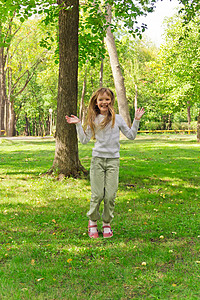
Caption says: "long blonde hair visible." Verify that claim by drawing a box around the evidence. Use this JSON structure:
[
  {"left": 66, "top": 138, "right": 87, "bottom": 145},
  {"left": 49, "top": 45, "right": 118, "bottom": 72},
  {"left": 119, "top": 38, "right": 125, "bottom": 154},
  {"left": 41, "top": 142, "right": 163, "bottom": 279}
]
[{"left": 85, "top": 87, "right": 115, "bottom": 137}]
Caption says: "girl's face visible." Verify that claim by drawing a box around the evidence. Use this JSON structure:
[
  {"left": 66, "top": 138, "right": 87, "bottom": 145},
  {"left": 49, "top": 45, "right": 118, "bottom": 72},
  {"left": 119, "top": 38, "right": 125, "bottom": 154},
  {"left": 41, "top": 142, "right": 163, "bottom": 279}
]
[{"left": 96, "top": 92, "right": 112, "bottom": 115}]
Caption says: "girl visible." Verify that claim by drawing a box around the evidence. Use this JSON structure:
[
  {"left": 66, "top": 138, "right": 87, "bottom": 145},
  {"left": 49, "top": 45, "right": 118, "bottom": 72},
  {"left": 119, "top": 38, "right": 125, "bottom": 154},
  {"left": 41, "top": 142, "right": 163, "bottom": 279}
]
[{"left": 65, "top": 87, "right": 145, "bottom": 239}]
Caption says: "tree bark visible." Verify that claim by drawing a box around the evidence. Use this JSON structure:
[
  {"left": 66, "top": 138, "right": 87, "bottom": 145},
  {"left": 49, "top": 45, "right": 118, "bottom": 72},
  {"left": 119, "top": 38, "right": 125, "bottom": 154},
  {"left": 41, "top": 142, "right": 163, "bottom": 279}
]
[
  {"left": 0, "top": 46, "right": 7, "bottom": 135},
  {"left": 187, "top": 101, "right": 191, "bottom": 129},
  {"left": 7, "top": 101, "right": 16, "bottom": 137},
  {"left": 168, "top": 114, "right": 172, "bottom": 130},
  {"left": 25, "top": 114, "right": 29, "bottom": 136},
  {"left": 105, "top": 4, "right": 131, "bottom": 127},
  {"left": 52, "top": 0, "right": 85, "bottom": 178},
  {"left": 197, "top": 110, "right": 200, "bottom": 143},
  {"left": 79, "top": 65, "right": 87, "bottom": 125},
  {"left": 134, "top": 84, "right": 138, "bottom": 111}
]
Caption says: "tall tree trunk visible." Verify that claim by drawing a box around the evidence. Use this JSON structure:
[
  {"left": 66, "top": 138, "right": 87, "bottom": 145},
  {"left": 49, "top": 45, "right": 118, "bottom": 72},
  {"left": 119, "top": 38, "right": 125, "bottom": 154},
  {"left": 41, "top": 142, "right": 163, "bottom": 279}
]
[
  {"left": 197, "top": 110, "right": 200, "bottom": 143},
  {"left": 52, "top": 0, "right": 84, "bottom": 178},
  {"left": 0, "top": 46, "right": 7, "bottom": 135},
  {"left": 134, "top": 84, "right": 138, "bottom": 111},
  {"left": 0, "top": 44, "right": 3, "bottom": 135},
  {"left": 7, "top": 101, "right": 15, "bottom": 137},
  {"left": 105, "top": 4, "right": 131, "bottom": 127},
  {"left": 79, "top": 65, "right": 87, "bottom": 125},
  {"left": 7, "top": 64, "right": 16, "bottom": 137},
  {"left": 34, "top": 118, "right": 37, "bottom": 136},
  {"left": 90, "top": 72, "right": 94, "bottom": 90},
  {"left": 25, "top": 114, "right": 29, "bottom": 136},
  {"left": 187, "top": 101, "right": 191, "bottom": 129},
  {"left": 168, "top": 114, "right": 172, "bottom": 130},
  {"left": 39, "top": 115, "right": 43, "bottom": 137}
]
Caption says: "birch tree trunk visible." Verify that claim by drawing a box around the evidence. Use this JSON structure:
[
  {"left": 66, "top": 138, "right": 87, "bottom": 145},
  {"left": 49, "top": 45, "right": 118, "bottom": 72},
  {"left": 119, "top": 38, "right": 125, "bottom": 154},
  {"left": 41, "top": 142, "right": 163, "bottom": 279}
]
[
  {"left": 7, "top": 101, "right": 15, "bottom": 137},
  {"left": 105, "top": 4, "right": 131, "bottom": 127},
  {"left": 52, "top": 0, "right": 85, "bottom": 178}
]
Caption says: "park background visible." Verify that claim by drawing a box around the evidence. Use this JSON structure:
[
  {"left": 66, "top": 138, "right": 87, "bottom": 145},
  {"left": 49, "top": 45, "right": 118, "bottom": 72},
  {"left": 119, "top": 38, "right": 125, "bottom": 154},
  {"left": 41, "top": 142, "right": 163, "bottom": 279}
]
[
  {"left": 0, "top": 0, "right": 199, "bottom": 139},
  {"left": 0, "top": 0, "right": 200, "bottom": 299}
]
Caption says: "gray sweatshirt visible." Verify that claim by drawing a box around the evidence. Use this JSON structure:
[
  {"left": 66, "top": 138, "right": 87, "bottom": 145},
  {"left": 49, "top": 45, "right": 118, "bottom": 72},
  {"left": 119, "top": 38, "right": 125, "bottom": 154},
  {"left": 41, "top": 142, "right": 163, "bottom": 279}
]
[{"left": 76, "top": 114, "right": 140, "bottom": 158}]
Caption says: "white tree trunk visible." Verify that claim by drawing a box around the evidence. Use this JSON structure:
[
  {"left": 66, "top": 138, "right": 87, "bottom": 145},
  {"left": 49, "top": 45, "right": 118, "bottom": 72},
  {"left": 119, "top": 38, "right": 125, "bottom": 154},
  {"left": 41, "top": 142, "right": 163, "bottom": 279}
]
[
  {"left": 7, "top": 101, "right": 15, "bottom": 137},
  {"left": 105, "top": 4, "right": 131, "bottom": 127}
]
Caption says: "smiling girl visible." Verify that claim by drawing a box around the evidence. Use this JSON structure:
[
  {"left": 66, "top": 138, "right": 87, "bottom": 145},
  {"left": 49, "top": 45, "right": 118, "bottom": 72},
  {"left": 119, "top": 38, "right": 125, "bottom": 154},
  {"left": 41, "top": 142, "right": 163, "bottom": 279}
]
[{"left": 65, "top": 87, "right": 145, "bottom": 238}]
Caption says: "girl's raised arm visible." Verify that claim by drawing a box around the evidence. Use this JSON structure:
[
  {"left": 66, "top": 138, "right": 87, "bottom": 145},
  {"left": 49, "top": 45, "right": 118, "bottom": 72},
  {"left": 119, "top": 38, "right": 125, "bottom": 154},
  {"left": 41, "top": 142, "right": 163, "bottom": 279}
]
[
  {"left": 65, "top": 114, "right": 92, "bottom": 144},
  {"left": 119, "top": 107, "right": 145, "bottom": 140},
  {"left": 65, "top": 115, "right": 81, "bottom": 124},
  {"left": 134, "top": 108, "right": 145, "bottom": 120}
]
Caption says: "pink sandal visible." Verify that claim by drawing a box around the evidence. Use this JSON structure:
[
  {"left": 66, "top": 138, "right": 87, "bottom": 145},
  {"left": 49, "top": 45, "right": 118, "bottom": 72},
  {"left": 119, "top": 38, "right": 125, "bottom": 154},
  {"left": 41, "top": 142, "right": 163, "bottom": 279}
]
[
  {"left": 88, "top": 221, "right": 99, "bottom": 239},
  {"left": 103, "top": 225, "right": 113, "bottom": 238}
]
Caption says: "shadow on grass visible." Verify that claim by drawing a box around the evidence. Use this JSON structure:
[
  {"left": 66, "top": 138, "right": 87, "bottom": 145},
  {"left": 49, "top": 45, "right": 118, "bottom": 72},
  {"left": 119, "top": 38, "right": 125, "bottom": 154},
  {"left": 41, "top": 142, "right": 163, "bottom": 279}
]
[
  {"left": 119, "top": 140, "right": 199, "bottom": 187},
  {"left": 0, "top": 148, "right": 55, "bottom": 176}
]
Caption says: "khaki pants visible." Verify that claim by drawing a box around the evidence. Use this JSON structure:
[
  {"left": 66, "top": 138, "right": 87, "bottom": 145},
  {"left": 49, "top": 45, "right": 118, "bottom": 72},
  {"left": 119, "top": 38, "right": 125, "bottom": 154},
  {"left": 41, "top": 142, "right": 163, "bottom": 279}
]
[{"left": 87, "top": 157, "right": 119, "bottom": 223}]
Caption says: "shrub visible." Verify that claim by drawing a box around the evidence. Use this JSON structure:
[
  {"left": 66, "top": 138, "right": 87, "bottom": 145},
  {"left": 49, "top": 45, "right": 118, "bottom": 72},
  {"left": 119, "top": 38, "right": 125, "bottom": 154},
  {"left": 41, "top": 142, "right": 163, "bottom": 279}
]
[{"left": 172, "top": 122, "right": 197, "bottom": 131}]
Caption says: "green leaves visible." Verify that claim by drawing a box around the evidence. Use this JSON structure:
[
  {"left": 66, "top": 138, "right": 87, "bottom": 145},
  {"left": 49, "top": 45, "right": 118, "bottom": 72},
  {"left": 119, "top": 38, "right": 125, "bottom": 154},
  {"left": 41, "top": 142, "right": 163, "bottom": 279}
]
[{"left": 178, "top": 0, "right": 200, "bottom": 24}]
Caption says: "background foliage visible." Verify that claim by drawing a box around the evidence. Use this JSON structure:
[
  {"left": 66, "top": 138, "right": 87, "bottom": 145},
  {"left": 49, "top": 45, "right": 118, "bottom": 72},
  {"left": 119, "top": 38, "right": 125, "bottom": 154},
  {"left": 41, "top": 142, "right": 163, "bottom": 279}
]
[{"left": 0, "top": 0, "right": 199, "bottom": 135}]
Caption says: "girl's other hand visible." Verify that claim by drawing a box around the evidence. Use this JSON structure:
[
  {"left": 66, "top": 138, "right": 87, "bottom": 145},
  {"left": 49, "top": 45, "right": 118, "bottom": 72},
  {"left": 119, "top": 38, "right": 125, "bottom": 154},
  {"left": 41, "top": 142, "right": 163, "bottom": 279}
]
[
  {"left": 65, "top": 115, "right": 81, "bottom": 124},
  {"left": 135, "top": 107, "right": 145, "bottom": 120}
]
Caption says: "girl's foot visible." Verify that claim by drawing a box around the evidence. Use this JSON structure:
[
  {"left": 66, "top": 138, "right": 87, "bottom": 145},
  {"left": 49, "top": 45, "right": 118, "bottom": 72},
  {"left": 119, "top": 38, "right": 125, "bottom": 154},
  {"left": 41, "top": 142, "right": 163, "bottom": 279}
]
[
  {"left": 88, "top": 220, "right": 99, "bottom": 239},
  {"left": 103, "top": 223, "right": 113, "bottom": 238}
]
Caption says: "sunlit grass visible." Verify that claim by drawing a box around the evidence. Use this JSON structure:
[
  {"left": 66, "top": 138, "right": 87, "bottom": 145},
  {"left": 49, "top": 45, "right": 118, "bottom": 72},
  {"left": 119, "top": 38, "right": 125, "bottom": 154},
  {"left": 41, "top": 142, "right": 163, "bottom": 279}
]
[{"left": 0, "top": 135, "right": 199, "bottom": 299}]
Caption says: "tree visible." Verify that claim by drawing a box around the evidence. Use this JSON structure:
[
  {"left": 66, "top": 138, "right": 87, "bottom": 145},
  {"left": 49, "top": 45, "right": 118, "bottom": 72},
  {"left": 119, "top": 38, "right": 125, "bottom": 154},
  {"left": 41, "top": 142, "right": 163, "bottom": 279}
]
[
  {"left": 1, "top": 0, "right": 199, "bottom": 175},
  {"left": 78, "top": 0, "right": 158, "bottom": 127},
  {"left": 13, "top": 19, "right": 58, "bottom": 136},
  {"left": 116, "top": 35, "right": 159, "bottom": 125},
  {"left": 51, "top": 0, "right": 85, "bottom": 177},
  {"left": 0, "top": 0, "right": 55, "bottom": 136},
  {"left": 157, "top": 14, "right": 200, "bottom": 130},
  {"left": 105, "top": 4, "right": 132, "bottom": 126}
]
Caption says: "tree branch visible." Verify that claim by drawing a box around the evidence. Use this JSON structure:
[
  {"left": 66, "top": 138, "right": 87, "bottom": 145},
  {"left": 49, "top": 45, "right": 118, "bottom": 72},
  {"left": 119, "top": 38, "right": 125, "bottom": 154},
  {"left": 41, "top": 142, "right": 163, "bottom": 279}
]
[{"left": 12, "top": 59, "right": 42, "bottom": 98}]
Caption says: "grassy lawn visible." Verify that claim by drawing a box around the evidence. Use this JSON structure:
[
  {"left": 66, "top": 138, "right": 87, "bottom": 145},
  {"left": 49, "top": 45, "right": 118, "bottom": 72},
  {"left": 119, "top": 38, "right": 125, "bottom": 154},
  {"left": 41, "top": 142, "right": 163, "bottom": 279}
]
[{"left": 0, "top": 135, "right": 199, "bottom": 299}]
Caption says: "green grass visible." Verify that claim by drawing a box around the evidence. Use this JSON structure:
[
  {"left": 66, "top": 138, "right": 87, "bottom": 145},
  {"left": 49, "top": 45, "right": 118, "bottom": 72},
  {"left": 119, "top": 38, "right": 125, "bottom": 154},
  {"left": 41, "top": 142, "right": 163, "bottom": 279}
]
[{"left": 0, "top": 135, "right": 199, "bottom": 299}]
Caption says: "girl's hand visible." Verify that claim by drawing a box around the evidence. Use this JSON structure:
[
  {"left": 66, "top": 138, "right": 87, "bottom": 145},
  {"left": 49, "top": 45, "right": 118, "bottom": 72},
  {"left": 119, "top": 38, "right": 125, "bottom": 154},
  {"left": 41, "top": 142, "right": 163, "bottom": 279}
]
[
  {"left": 135, "top": 107, "right": 145, "bottom": 120},
  {"left": 65, "top": 115, "right": 81, "bottom": 124}
]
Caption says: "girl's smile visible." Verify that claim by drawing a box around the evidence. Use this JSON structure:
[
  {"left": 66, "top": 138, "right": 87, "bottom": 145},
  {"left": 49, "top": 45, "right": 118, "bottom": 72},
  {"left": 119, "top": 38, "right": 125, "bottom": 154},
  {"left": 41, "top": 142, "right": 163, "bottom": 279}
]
[{"left": 96, "top": 92, "right": 111, "bottom": 115}]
